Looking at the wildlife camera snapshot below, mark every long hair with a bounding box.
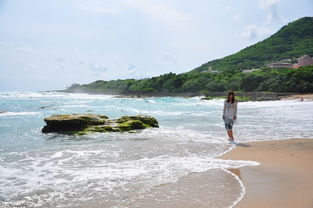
[227,91,235,104]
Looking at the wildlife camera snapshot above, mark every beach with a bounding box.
[1,92,313,207]
[219,138,313,208]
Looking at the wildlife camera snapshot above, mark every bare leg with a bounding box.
[229,130,234,141]
[227,131,232,140]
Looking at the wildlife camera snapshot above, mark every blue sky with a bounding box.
[0,0,312,91]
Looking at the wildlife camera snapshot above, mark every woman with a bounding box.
[223,91,238,144]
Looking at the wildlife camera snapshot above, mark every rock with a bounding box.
[116,115,159,128]
[117,120,147,131]
[42,114,159,135]
[42,114,108,133]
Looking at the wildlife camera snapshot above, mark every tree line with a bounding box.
[67,65,313,94]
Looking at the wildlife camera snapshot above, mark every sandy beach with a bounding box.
[220,138,313,208]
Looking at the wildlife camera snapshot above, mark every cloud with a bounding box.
[266,5,280,23]
[234,13,242,22]
[27,64,38,69]
[59,64,67,70]
[241,24,272,40]
[125,0,193,27]
[162,54,176,64]
[224,5,233,12]
[259,0,282,23]
[128,64,137,70]
[127,64,139,73]
[17,46,34,53]
[89,63,108,72]
[76,4,117,14]
[56,57,65,62]
[0,41,10,47]
[259,0,281,9]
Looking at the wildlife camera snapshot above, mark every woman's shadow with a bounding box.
[235,143,250,147]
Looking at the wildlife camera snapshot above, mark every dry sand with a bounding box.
[219,138,313,208]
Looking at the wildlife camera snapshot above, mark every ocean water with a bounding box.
[0,92,312,208]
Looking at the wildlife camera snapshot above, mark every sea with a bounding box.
[0,92,312,208]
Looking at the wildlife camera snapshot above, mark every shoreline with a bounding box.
[219,138,313,208]
[52,90,313,101]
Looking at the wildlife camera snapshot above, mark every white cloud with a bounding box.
[162,54,176,64]
[27,64,38,69]
[127,64,138,72]
[259,0,281,9]
[56,57,65,62]
[224,5,233,12]
[122,64,139,77]
[59,64,67,70]
[0,41,10,47]
[89,63,108,72]
[76,4,117,14]
[259,0,282,23]
[125,0,194,27]
[241,24,273,40]
[17,46,34,53]
[234,13,242,22]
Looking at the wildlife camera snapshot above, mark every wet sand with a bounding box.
[80,139,313,208]
[79,169,243,208]
[219,138,313,208]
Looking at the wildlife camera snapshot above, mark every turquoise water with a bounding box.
[0,92,312,207]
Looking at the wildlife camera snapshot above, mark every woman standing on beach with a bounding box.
[223,91,238,144]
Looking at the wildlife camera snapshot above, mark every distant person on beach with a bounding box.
[299,96,304,101]
[223,91,238,144]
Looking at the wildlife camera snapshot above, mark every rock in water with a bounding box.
[116,115,159,127]
[42,114,159,135]
[42,114,108,133]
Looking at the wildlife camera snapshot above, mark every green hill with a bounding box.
[192,16,313,73]
[66,17,313,95]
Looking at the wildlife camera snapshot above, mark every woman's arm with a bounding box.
[233,101,238,120]
[223,100,226,120]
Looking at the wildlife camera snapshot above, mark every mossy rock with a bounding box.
[117,120,147,131]
[42,114,108,133]
[117,115,159,128]
[42,114,159,135]
[78,125,121,135]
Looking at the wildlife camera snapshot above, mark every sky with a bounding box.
[0,0,312,91]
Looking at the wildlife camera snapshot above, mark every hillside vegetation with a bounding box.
[192,17,313,72]
[67,65,313,94]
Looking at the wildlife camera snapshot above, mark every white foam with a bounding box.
[224,168,247,208]
[0,149,259,207]
[59,104,93,108]
[0,112,40,117]
[0,91,114,100]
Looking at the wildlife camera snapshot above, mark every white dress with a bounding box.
[223,100,237,130]
[223,100,237,120]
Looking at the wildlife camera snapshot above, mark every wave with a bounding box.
[0,91,114,100]
[0,111,40,117]
[0,149,259,207]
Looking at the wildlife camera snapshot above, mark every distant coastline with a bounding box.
[54,89,313,101]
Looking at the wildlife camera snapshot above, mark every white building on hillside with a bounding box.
[267,62,292,68]
[298,55,313,67]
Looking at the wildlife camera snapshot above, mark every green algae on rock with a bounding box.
[116,115,159,127]
[42,114,159,135]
